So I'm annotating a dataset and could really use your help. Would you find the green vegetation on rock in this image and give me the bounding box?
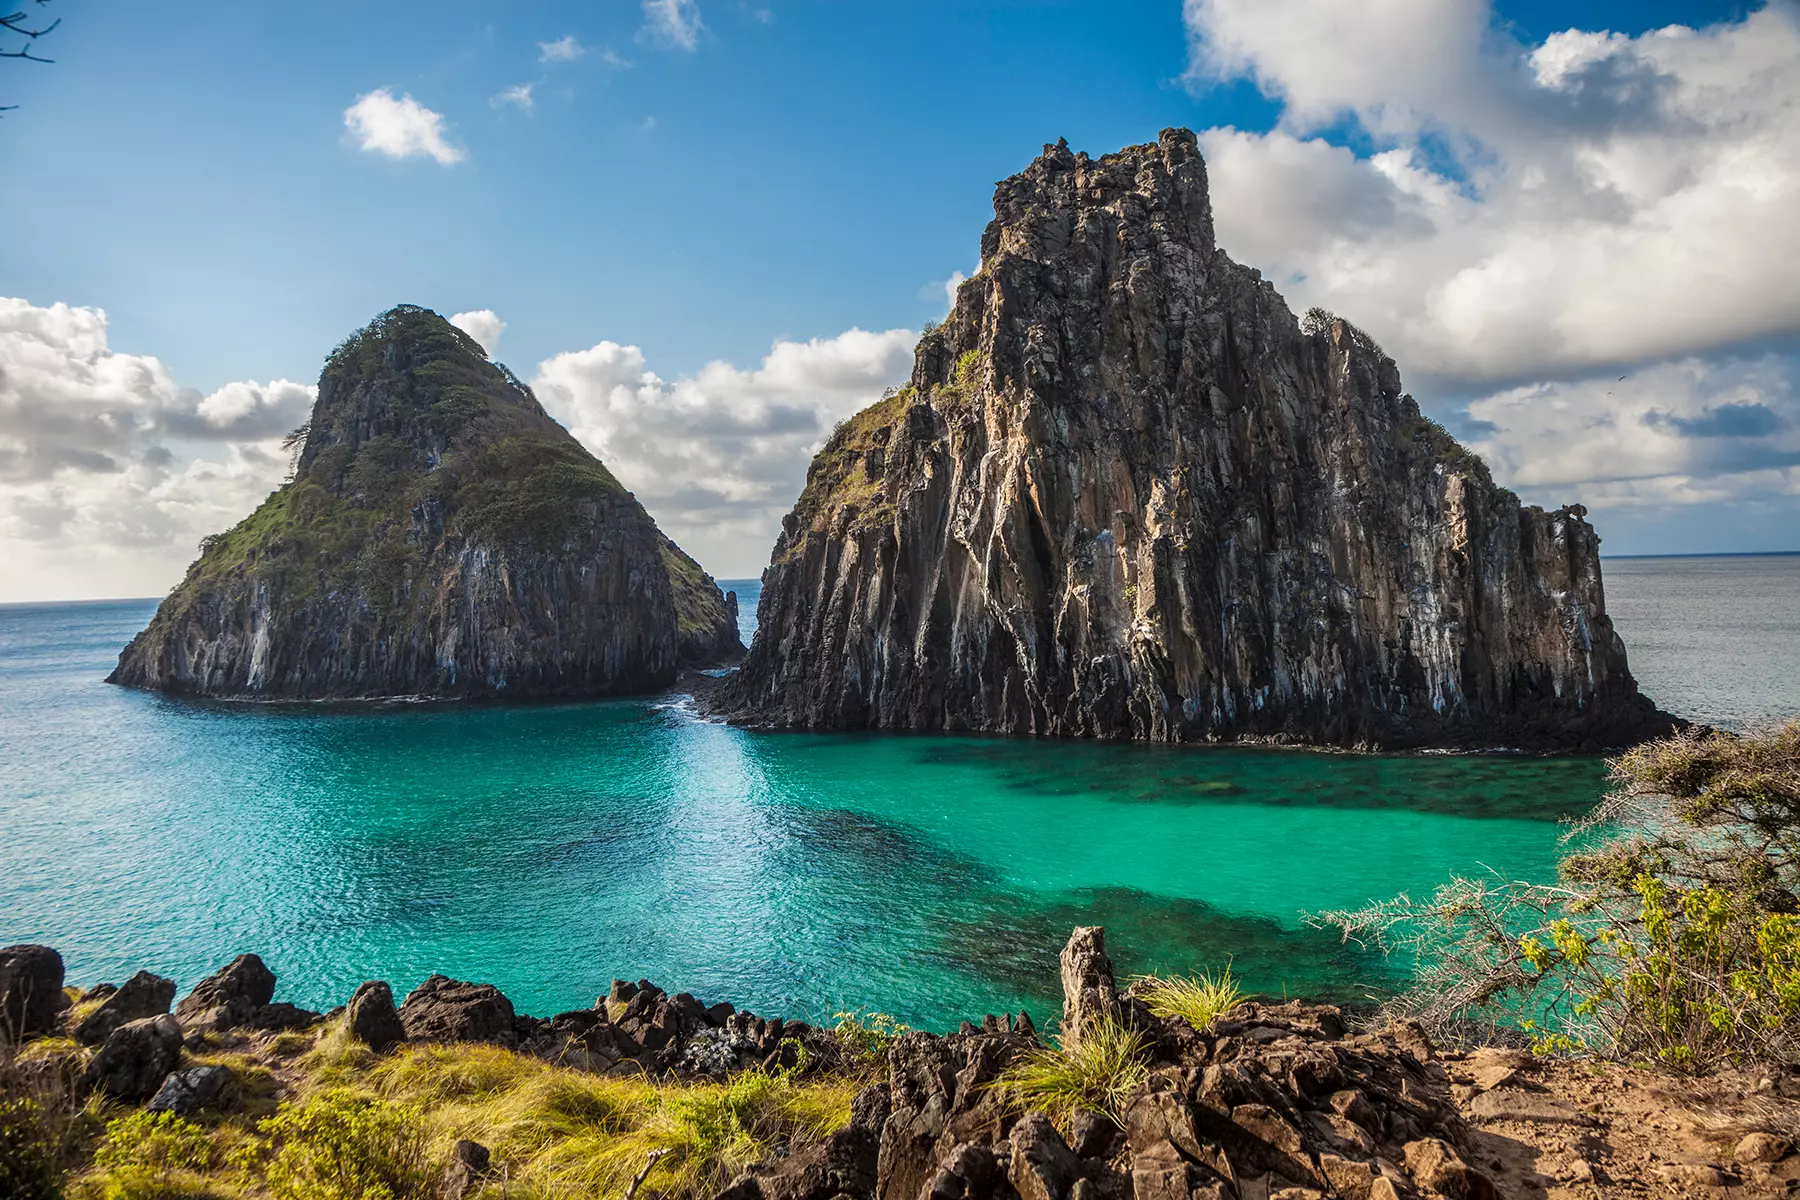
[1320,719,1800,1068]
[110,304,739,699]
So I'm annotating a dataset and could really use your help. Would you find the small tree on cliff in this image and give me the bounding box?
[1316,719,1800,1068]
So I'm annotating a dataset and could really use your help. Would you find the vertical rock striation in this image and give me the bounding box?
[722,130,1672,750]
[111,305,739,700]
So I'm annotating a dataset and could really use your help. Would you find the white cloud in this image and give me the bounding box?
[642,0,703,50]
[537,35,588,63]
[343,88,465,165]
[1185,1,1800,387]
[0,298,311,601]
[532,327,916,576]
[449,310,507,356]
[1466,356,1799,498]
[491,83,534,112]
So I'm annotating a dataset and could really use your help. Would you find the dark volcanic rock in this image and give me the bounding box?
[176,953,277,1030]
[147,1064,230,1116]
[109,305,739,700]
[76,969,177,1044]
[398,975,519,1046]
[720,129,1674,750]
[346,980,408,1052]
[83,1014,183,1102]
[0,944,65,1041]
[732,925,1502,1200]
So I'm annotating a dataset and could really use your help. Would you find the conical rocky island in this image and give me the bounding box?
[110,305,740,700]
[719,129,1673,750]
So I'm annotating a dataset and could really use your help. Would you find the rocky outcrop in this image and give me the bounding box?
[721,130,1673,750]
[0,943,65,1041]
[176,953,277,1028]
[76,969,176,1044]
[147,1064,230,1116]
[398,975,520,1047]
[82,1014,183,1102]
[110,305,739,701]
[723,927,1498,1200]
[346,980,408,1052]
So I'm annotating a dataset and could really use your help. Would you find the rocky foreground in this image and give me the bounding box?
[5,933,1797,1199]
[110,305,740,701]
[722,130,1674,751]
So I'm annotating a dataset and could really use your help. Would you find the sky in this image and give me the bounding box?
[1,0,1796,601]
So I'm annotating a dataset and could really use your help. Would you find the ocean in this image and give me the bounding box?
[0,554,1794,1030]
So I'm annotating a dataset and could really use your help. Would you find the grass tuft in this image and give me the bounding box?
[1133,968,1244,1033]
[995,1016,1149,1126]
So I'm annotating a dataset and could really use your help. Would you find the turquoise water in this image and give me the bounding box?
[1,556,1794,1031]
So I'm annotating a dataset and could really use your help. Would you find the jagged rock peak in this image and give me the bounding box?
[719,129,1675,750]
[110,304,740,700]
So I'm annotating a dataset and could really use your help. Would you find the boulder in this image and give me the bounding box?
[1007,1112,1084,1200]
[1737,1131,1794,1164]
[347,981,408,1052]
[175,953,277,1030]
[1403,1139,1497,1200]
[399,975,519,1046]
[83,1014,183,1102]
[147,1064,230,1116]
[439,1139,492,1200]
[76,970,177,1044]
[0,943,66,1041]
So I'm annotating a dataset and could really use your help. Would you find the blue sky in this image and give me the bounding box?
[2,0,1797,598]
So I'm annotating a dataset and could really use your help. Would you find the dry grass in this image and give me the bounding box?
[66,1019,863,1200]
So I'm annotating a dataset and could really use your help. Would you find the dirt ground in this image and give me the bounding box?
[1441,1047,1800,1197]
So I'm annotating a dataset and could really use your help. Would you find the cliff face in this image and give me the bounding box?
[111,306,739,700]
[722,130,1671,750]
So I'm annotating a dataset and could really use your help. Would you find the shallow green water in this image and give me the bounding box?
[0,596,1618,1031]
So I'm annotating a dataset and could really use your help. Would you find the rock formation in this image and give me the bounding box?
[721,130,1673,750]
[0,943,65,1041]
[110,305,739,700]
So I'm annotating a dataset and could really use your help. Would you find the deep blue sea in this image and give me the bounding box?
[1,555,1794,1031]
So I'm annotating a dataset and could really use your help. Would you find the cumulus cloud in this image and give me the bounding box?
[491,83,534,112]
[1185,0,1800,387]
[537,35,588,63]
[1467,356,1799,498]
[343,88,465,165]
[0,298,311,601]
[532,327,916,575]
[642,0,703,50]
[449,310,506,356]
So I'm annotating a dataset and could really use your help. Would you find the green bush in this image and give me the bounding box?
[0,1095,65,1200]
[830,1011,911,1069]
[255,1088,431,1200]
[94,1111,214,1177]
[1318,719,1800,1068]
[995,1015,1149,1125]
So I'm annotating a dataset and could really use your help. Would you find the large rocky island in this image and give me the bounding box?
[721,129,1672,750]
[110,305,740,700]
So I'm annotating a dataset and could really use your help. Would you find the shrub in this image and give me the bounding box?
[88,1110,220,1200]
[1,1039,85,1200]
[995,1015,1149,1125]
[0,1095,65,1200]
[255,1088,431,1200]
[94,1111,215,1174]
[1316,719,1800,1068]
[831,1010,910,1069]
[1133,968,1243,1032]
